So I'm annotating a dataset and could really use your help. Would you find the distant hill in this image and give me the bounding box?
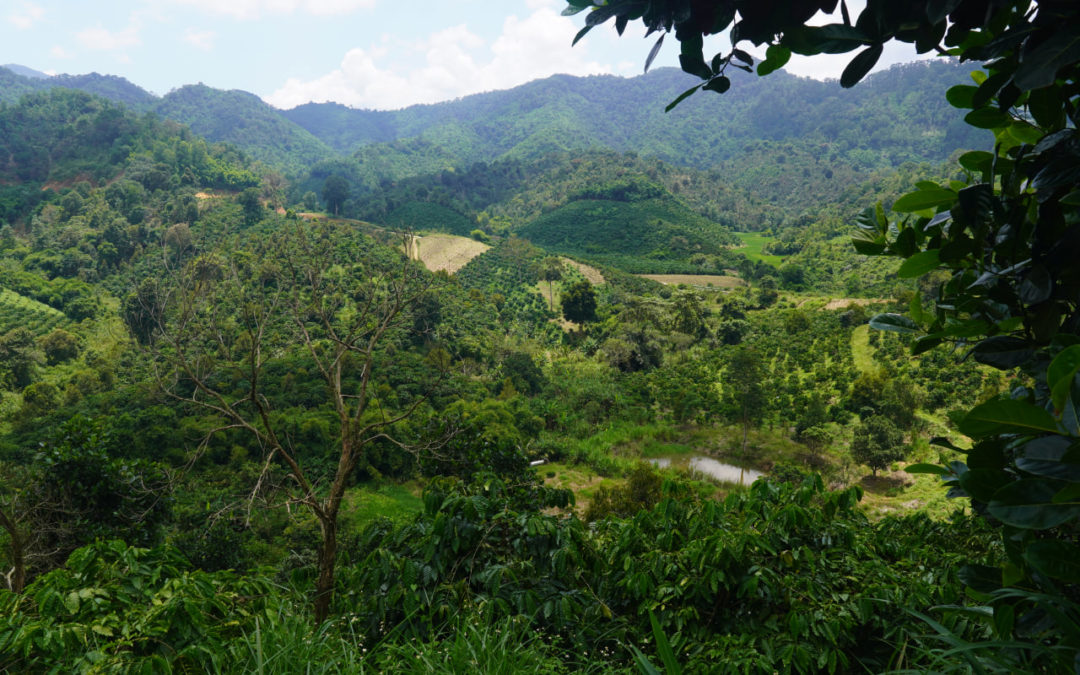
[0,66,155,110]
[154,84,335,173]
[517,193,736,274]
[284,61,982,171]
[2,63,48,79]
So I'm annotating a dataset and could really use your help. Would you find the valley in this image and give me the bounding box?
[0,8,1076,669]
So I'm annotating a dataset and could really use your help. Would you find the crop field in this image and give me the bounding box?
[411,234,490,274]
[0,288,70,336]
[733,232,784,266]
[637,274,743,288]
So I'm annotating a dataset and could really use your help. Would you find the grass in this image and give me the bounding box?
[637,274,743,288]
[341,482,424,532]
[733,232,784,267]
[851,324,879,375]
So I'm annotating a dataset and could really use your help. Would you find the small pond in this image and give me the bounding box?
[649,455,764,485]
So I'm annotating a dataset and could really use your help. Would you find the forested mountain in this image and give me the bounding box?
[0,66,156,109]
[154,84,336,172]
[284,61,981,169]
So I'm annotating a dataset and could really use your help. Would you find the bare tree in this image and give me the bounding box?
[149,222,440,623]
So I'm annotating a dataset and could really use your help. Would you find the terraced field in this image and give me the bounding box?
[0,288,70,336]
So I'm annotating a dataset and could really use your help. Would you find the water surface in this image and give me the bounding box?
[650,455,764,485]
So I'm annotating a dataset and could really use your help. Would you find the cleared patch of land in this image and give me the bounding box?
[638,274,744,288]
[562,258,604,284]
[411,233,490,274]
[733,232,785,266]
[823,297,888,310]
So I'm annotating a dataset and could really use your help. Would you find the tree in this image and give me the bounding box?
[723,346,766,456]
[560,279,597,325]
[537,256,564,311]
[569,1,1080,667]
[37,328,79,365]
[0,416,169,592]
[851,415,906,476]
[237,187,264,226]
[148,221,438,623]
[322,175,349,216]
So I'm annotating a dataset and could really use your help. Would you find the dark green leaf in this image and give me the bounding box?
[665,85,702,112]
[959,564,1002,593]
[731,48,753,65]
[1025,540,1080,583]
[572,25,593,46]
[973,337,1035,369]
[679,54,713,80]
[912,335,944,355]
[897,250,941,278]
[958,151,994,173]
[840,44,882,88]
[946,85,977,109]
[869,313,919,333]
[965,108,1011,129]
[959,468,1013,502]
[930,436,964,451]
[892,189,957,212]
[988,479,1080,529]
[1028,85,1065,129]
[1048,345,1080,412]
[905,463,949,475]
[703,76,731,93]
[1014,30,1080,91]
[958,399,1059,438]
[644,34,665,73]
[1018,265,1053,305]
[757,45,791,76]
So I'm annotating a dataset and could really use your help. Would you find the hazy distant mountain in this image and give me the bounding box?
[2,63,48,79]
[0,66,155,110]
[285,62,982,172]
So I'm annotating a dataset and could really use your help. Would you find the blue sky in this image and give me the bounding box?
[2,1,929,110]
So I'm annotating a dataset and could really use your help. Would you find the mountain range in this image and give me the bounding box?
[1,60,981,179]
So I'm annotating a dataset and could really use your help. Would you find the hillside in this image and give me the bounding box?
[154,84,335,173]
[283,62,981,170]
[0,66,155,109]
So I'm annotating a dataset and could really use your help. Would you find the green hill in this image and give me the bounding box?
[518,193,736,274]
[154,84,335,173]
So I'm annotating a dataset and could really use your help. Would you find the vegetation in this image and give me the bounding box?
[0,1,1076,668]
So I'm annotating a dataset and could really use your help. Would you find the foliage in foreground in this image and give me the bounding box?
[0,474,1001,673]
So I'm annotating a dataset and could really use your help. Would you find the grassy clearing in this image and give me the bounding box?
[341,482,424,532]
[850,324,878,375]
[561,258,605,285]
[637,274,743,288]
[733,232,784,267]
[859,469,965,520]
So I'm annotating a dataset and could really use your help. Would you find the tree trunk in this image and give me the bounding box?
[0,508,25,593]
[313,514,338,624]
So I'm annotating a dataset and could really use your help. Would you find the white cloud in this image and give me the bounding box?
[171,0,375,19]
[265,6,612,110]
[50,45,70,59]
[77,23,142,51]
[7,2,44,29]
[183,29,216,51]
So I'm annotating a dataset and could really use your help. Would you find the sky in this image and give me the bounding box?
[2,0,931,111]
